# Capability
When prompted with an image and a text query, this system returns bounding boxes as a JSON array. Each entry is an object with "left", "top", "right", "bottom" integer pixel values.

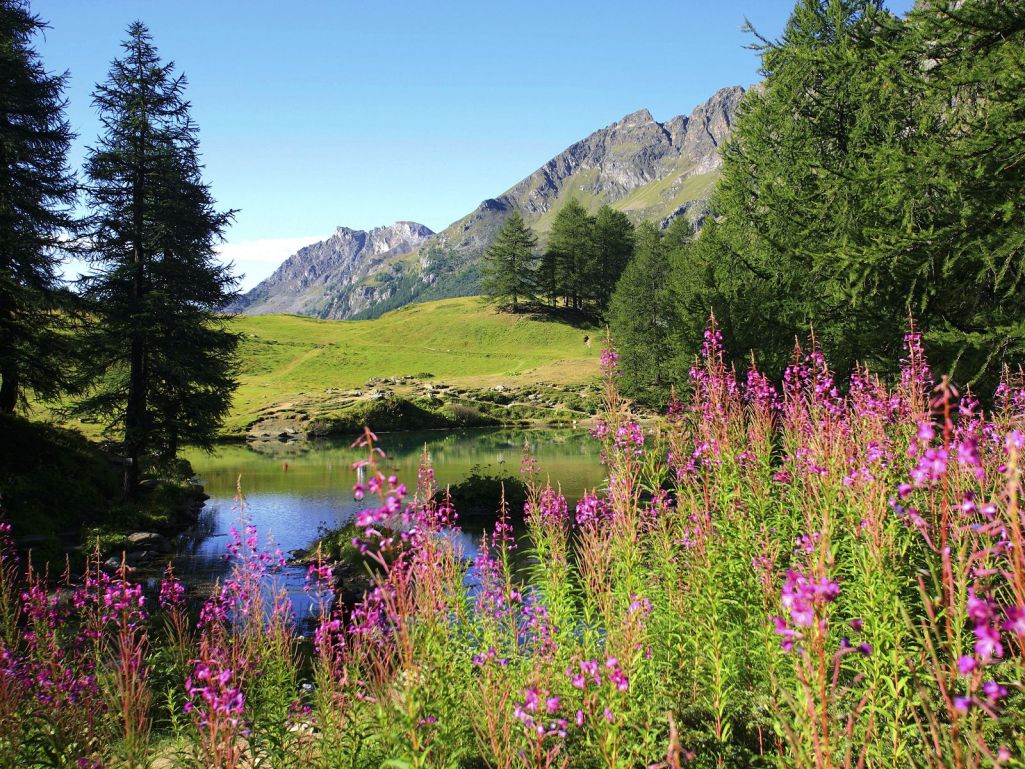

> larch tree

[
  {"left": 590, "top": 205, "right": 634, "bottom": 313},
  {"left": 77, "top": 22, "right": 240, "bottom": 495},
  {"left": 544, "top": 199, "right": 594, "bottom": 311}
]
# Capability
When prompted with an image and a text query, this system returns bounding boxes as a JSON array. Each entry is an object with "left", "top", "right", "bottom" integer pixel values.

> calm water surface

[{"left": 179, "top": 428, "right": 604, "bottom": 614}]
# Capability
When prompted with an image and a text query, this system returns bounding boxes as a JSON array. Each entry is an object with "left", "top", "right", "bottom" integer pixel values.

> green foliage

[
  {"left": 0, "top": 412, "right": 118, "bottom": 537},
  {"left": 592, "top": 206, "right": 636, "bottom": 314},
  {"left": 545, "top": 199, "right": 595, "bottom": 312},
  {"left": 0, "top": 0, "right": 79, "bottom": 413},
  {"left": 480, "top": 211, "right": 539, "bottom": 312},
  {"left": 438, "top": 463, "right": 528, "bottom": 518},
  {"left": 609, "top": 222, "right": 685, "bottom": 404},
  {"left": 688, "top": 0, "right": 1025, "bottom": 390},
  {"left": 537, "top": 201, "right": 635, "bottom": 317},
  {"left": 74, "top": 23, "right": 241, "bottom": 482}
]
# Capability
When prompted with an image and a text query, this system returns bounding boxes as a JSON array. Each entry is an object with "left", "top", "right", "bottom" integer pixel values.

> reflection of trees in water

[
  {"left": 370, "top": 428, "right": 596, "bottom": 461},
  {"left": 187, "top": 428, "right": 603, "bottom": 498},
  {"left": 177, "top": 506, "right": 218, "bottom": 557}
]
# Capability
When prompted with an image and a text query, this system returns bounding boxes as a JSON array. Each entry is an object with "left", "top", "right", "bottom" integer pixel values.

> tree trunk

[
  {"left": 124, "top": 251, "right": 146, "bottom": 499},
  {"left": 124, "top": 41, "right": 148, "bottom": 501},
  {"left": 0, "top": 362, "right": 18, "bottom": 413}
]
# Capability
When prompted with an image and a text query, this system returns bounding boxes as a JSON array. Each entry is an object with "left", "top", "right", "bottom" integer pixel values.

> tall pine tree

[
  {"left": 609, "top": 222, "right": 681, "bottom": 404},
  {"left": 77, "top": 23, "right": 240, "bottom": 493},
  {"left": 480, "top": 211, "right": 538, "bottom": 311},
  {"left": 0, "top": 0, "right": 78, "bottom": 412},
  {"left": 591, "top": 205, "right": 634, "bottom": 313},
  {"left": 544, "top": 199, "right": 595, "bottom": 311}
]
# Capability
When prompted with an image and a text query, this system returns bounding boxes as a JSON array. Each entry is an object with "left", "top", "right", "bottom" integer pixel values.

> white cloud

[
  {"left": 55, "top": 235, "right": 324, "bottom": 292},
  {"left": 216, "top": 235, "right": 324, "bottom": 291}
]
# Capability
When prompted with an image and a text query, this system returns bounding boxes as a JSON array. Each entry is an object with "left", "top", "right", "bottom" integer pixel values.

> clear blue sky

[{"left": 37, "top": 0, "right": 914, "bottom": 288}]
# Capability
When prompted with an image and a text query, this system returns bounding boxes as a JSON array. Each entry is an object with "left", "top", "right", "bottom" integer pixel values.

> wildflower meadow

[{"left": 2, "top": 322, "right": 1024, "bottom": 768}]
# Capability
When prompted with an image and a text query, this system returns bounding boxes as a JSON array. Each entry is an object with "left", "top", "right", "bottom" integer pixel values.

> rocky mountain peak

[
  {"left": 236, "top": 84, "right": 747, "bottom": 320},
  {"left": 615, "top": 108, "right": 657, "bottom": 128},
  {"left": 230, "top": 221, "right": 434, "bottom": 316}
]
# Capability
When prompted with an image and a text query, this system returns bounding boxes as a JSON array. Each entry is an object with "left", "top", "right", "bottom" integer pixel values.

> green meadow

[{"left": 227, "top": 296, "right": 600, "bottom": 433}]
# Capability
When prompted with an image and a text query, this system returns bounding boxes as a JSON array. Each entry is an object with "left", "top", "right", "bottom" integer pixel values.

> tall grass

[{"left": 1, "top": 321, "right": 1023, "bottom": 767}]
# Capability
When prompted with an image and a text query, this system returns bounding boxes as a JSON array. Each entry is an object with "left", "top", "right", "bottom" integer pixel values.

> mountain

[
  {"left": 231, "top": 221, "right": 434, "bottom": 316},
  {"left": 237, "top": 85, "right": 744, "bottom": 320}
]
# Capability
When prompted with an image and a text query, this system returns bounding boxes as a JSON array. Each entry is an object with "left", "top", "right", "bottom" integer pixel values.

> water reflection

[{"left": 177, "top": 428, "right": 604, "bottom": 615}]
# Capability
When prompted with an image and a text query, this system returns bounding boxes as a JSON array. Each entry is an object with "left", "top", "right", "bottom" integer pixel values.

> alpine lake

[{"left": 178, "top": 428, "right": 604, "bottom": 618}]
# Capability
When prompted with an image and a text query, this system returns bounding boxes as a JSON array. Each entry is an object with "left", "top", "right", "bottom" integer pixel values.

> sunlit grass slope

[{"left": 230, "top": 296, "right": 599, "bottom": 431}]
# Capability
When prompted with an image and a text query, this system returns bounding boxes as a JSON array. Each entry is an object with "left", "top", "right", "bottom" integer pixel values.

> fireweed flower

[
  {"left": 525, "top": 486, "right": 568, "bottom": 530},
  {"left": 613, "top": 422, "right": 645, "bottom": 456},
  {"left": 159, "top": 564, "right": 186, "bottom": 611},
  {"left": 574, "top": 491, "right": 608, "bottom": 528},
  {"left": 605, "top": 657, "right": 629, "bottom": 692},
  {"left": 1004, "top": 606, "right": 1025, "bottom": 637},
  {"left": 471, "top": 646, "right": 509, "bottom": 668},
  {"left": 519, "top": 597, "right": 557, "bottom": 658},
  {"left": 186, "top": 653, "right": 246, "bottom": 728},
  {"left": 599, "top": 346, "right": 620, "bottom": 377},
  {"left": 513, "top": 686, "right": 567, "bottom": 739},
  {"left": 101, "top": 579, "right": 147, "bottom": 626},
  {"left": 774, "top": 568, "right": 840, "bottom": 651},
  {"left": 305, "top": 562, "right": 334, "bottom": 588},
  {"left": 974, "top": 623, "right": 1003, "bottom": 662}
]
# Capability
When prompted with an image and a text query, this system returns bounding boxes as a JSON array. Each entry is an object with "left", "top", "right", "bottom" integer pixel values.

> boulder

[{"left": 127, "top": 531, "right": 173, "bottom": 553}]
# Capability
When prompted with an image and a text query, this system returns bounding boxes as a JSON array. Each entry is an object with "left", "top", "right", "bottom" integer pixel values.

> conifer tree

[
  {"left": 609, "top": 222, "right": 681, "bottom": 403},
  {"left": 544, "top": 199, "right": 594, "bottom": 311},
  {"left": 77, "top": 23, "right": 240, "bottom": 494},
  {"left": 873, "top": 0, "right": 1025, "bottom": 388},
  {"left": 480, "top": 211, "right": 538, "bottom": 311},
  {"left": 591, "top": 206, "right": 634, "bottom": 313},
  {"left": 0, "top": 0, "right": 78, "bottom": 412},
  {"left": 538, "top": 245, "right": 559, "bottom": 308},
  {"left": 693, "top": 0, "right": 908, "bottom": 378}
]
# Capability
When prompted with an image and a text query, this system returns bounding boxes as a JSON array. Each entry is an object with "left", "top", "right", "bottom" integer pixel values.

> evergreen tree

[
  {"left": 870, "top": 0, "right": 1025, "bottom": 389},
  {"left": 591, "top": 206, "right": 634, "bottom": 313},
  {"left": 690, "top": 0, "right": 1025, "bottom": 390},
  {"left": 538, "top": 246, "right": 559, "bottom": 308},
  {"left": 693, "top": 0, "right": 910, "bottom": 379},
  {"left": 480, "top": 211, "right": 538, "bottom": 311},
  {"left": 609, "top": 222, "right": 681, "bottom": 404},
  {"left": 544, "top": 199, "right": 595, "bottom": 311},
  {"left": 77, "top": 23, "right": 240, "bottom": 494},
  {"left": 0, "top": 0, "right": 78, "bottom": 412}
]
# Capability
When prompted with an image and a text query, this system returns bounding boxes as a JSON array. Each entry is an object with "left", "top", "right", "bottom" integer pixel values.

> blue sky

[{"left": 38, "top": 0, "right": 914, "bottom": 288}]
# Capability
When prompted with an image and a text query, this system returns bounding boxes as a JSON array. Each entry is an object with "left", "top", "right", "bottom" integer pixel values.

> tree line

[{"left": 0, "top": 1, "right": 238, "bottom": 496}]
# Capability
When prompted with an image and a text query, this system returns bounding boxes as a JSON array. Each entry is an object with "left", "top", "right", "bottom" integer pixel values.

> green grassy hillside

[{"left": 228, "top": 296, "right": 601, "bottom": 435}]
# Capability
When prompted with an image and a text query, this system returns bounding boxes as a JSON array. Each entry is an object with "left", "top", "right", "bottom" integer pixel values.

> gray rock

[
  {"left": 127, "top": 532, "right": 173, "bottom": 553},
  {"left": 126, "top": 550, "right": 159, "bottom": 565},
  {"left": 229, "top": 222, "right": 435, "bottom": 317}
]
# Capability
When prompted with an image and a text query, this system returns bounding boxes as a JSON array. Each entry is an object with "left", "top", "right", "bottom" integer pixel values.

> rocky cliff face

[
  {"left": 414, "top": 85, "right": 744, "bottom": 308},
  {"left": 232, "top": 221, "right": 434, "bottom": 316},
  {"left": 237, "top": 85, "right": 744, "bottom": 320}
]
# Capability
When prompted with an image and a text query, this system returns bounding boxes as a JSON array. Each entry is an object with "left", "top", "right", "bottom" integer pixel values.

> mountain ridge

[{"left": 236, "top": 84, "right": 745, "bottom": 319}]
